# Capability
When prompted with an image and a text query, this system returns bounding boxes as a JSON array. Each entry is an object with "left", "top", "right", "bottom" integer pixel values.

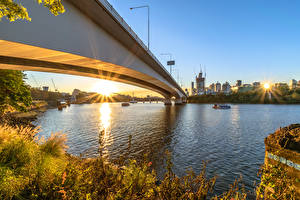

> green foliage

[
  {"left": 40, "top": 133, "right": 67, "bottom": 157},
  {"left": 158, "top": 151, "right": 217, "bottom": 200},
  {"left": 0, "top": 70, "right": 32, "bottom": 115},
  {"left": 0, "top": 125, "right": 67, "bottom": 199},
  {"left": 256, "top": 163, "right": 296, "bottom": 200},
  {"left": 211, "top": 177, "right": 247, "bottom": 200},
  {"left": 0, "top": 125, "right": 39, "bottom": 199},
  {"left": 0, "top": 0, "right": 65, "bottom": 21}
]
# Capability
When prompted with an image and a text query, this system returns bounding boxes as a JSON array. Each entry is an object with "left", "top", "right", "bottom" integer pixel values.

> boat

[
  {"left": 213, "top": 104, "right": 231, "bottom": 109},
  {"left": 121, "top": 102, "right": 130, "bottom": 106},
  {"left": 130, "top": 100, "right": 138, "bottom": 104},
  {"left": 130, "top": 92, "right": 138, "bottom": 103},
  {"left": 57, "top": 100, "right": 68, "bottom": 110},
  {"left": 59, "top": 101, "right": 68, "bottom": 108}
]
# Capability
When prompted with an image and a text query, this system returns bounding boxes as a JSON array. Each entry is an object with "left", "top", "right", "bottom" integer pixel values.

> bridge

[{"left": 0, "top": 0, "right": 187, "bottom": 105}]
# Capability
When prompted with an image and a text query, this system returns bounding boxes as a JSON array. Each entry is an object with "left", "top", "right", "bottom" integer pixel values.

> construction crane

[
  {"left": 51, "top": 78, "right": 58, "bottom": 92},
  {"left": 31, "top": 74, "right": 41, "bottom": 89}
]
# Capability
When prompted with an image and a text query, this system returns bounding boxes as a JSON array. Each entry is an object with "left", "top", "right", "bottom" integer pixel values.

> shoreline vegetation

[
  {"left": 0, "top": 123, "right": 298, "bottom": 199},
  {"left": 188, "top": 88, "right": 300, "bottom": 104},
  {"left": 0, "top": 125, "right": 247, "bottom": 200}
]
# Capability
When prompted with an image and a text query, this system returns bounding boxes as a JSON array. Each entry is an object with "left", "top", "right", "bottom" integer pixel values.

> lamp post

[
  {"left": 161, "top": 53, "right": 174, "bottom": 75},
  {"left": 130, "top": 5, "right": 150, "bottom": 50}
]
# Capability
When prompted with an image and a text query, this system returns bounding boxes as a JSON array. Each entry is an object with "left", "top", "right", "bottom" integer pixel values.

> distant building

[
  {"left": 215, "top": 82, "right": 221, "bottom": 93},
  {"left": 209, "top": 83, "right": 215, "bottom": 93},
  {"left": 191, "top": 81, "right": 196, "bottom": 95},
  {"left": 61, "top": 92, "right": 69, "bottom": 97},
  {"left": 42, "top": 86, "right": 49, "bottom": 92},
  {"left": 196, "top": 71, "right": 205, "bottom": 95},
  {"left": 290, "top": 79, "right": 298, "bottom": 89},
  {"left": 185, "top": 88, "right": 189, "bottom": 96},
  {"left": 72, "top": 89, "right": 80, "bottom": 97},
  {"left": 236, "top": 80, "right": 242, "bottom": 87},
  {"left": 222, "top": 82, "right": 231, "bottom": 94},
  {"left": 71, "top": 89, "right": 81, "bottom": 102},
  {"left": 253, "top": 82, "right": 261, "bottom": 87},
  {"left": 238, "top": 86, "right": 253, "bottom": 93},
  {"left": 274, "top": 83, "right": 288, "bottom": 88},
  {"left": 205, "top": 88, "right": 212, "bottom": 94}
]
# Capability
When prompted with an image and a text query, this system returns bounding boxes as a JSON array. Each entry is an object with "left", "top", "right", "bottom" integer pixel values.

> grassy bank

[
  {"left": 0, "top": 125, "right": 249, "bottom": 200},
  {"left": 0, "top": 124, "right": 297, "bottom": 199}
]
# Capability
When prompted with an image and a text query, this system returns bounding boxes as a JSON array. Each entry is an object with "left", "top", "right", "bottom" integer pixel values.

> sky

[{"left": 26, "top": 0, "right": 300, "bottom": 95}]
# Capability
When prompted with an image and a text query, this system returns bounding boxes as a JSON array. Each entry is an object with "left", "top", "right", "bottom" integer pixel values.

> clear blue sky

[{"left": 27, "top": 0, "right": 300, "bottom": 94}]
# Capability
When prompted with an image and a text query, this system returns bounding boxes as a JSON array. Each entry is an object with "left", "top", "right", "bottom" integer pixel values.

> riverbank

[
  {"left": 2, "top": 101, "right": 50, "bottom": 127},
  {"left": 0, "top": 117, "right": 298, "bottom": 199},
  {"left": 188, "top": 93, "right": 300, "bottom": 104}
]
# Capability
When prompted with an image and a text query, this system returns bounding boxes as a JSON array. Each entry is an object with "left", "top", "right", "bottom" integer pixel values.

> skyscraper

[
  {"left": 215, "top": 82, "right": 221, "bottom": 93},
  {"left": 222, "top": 82, "right": 231, "bottom": 94},
  {"left": 191, "top": 81, "right": 195, "bottom": 95},
  {"left": 196, "top": 71, "right": 205, "bottom": 94}
]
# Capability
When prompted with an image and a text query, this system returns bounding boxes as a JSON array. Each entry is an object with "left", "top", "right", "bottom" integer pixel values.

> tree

[
  {"left": 0, "top": 70, "right": 32, "bottom": 114},
  {"left": 0, "top": 0, "right": 65, "bottom": 22}
]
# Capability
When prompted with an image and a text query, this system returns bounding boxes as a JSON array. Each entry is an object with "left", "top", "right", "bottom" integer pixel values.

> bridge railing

[{"left": 98, "top": 0, "right": 178, "bottom": 84}]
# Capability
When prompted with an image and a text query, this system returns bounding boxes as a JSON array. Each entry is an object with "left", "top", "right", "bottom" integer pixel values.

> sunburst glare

[
  {"left": 92, "top": 80, "right": 118, "bottom": 96},
  {"left": 264, "top": 83, "right": 270, "bottom": 90}
]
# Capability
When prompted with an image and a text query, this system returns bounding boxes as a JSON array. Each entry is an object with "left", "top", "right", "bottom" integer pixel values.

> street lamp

[
  {"left": 161, "top": 53, "right": 175, "bottom": 75},
  {"left": 130, "top": 5, "right": 150, "bottom": 50}
]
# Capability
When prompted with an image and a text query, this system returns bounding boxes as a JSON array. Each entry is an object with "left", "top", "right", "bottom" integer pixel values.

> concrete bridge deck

[{"left": 0, "top": 0, "right": 187, "bottom": 103}]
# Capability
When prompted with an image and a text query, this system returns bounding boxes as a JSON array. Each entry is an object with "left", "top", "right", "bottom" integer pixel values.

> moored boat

[
  {"left": 213, "top": 104, "right": 231, "bottom": 109},
  {"left": 57, "top": 100, "right": 68, "bottom": 110},
  {"left": 121, "top": 102, "right": 130, "bottom": 106}
]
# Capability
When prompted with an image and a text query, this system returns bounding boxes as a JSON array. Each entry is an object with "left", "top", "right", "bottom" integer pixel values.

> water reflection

[
  {"left": 99, "top": 103, "right": 111, "bottom": 132},
  {"left": 34, "top": 103, "right": 300, "bottom": 195},
  {"left": 99, "top": 103, "right": 112, "bottom": 156}
]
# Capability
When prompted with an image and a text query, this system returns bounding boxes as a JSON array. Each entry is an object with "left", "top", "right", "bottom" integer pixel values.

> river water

[{"left": 33, "top": 103, "right": 300, "bottom": 195}]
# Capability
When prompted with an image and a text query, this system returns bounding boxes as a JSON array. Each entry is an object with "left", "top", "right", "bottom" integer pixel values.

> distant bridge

[{"left": 0, "top": 0, "right": 186, "bottom": 104}]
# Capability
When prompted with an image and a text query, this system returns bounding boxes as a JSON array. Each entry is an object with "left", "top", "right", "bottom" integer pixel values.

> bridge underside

[
  {"left": 0, "top": 0, "right": 187, "bottom": 103},
  {"left": 0, "top": 40, "right": 181, "bottom": 99}
]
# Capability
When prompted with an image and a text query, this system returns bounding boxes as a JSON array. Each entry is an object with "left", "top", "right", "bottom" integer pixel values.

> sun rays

[{"left": 91, "top": 80, "right": 118, "bottom": 96}]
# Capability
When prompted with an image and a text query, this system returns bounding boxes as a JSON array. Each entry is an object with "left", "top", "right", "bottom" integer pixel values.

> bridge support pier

[
  {"left": 164, "top": 98, "right": 172, "bottom": 105},
  {"left": 175, "top": 98, "right": 183, "bottom": 105}
]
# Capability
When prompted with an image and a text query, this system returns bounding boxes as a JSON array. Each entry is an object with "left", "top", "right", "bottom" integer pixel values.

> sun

[
  {"left": 264, "top": 83, "right": 270, "bottom": 90},
  {"left": 91, "top": 80, "right": 118, "bottom": 96}
]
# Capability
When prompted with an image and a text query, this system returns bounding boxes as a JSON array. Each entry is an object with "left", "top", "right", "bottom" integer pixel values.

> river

[{"left": 33, "top": 103, "right": 300, "bottom": 195}]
